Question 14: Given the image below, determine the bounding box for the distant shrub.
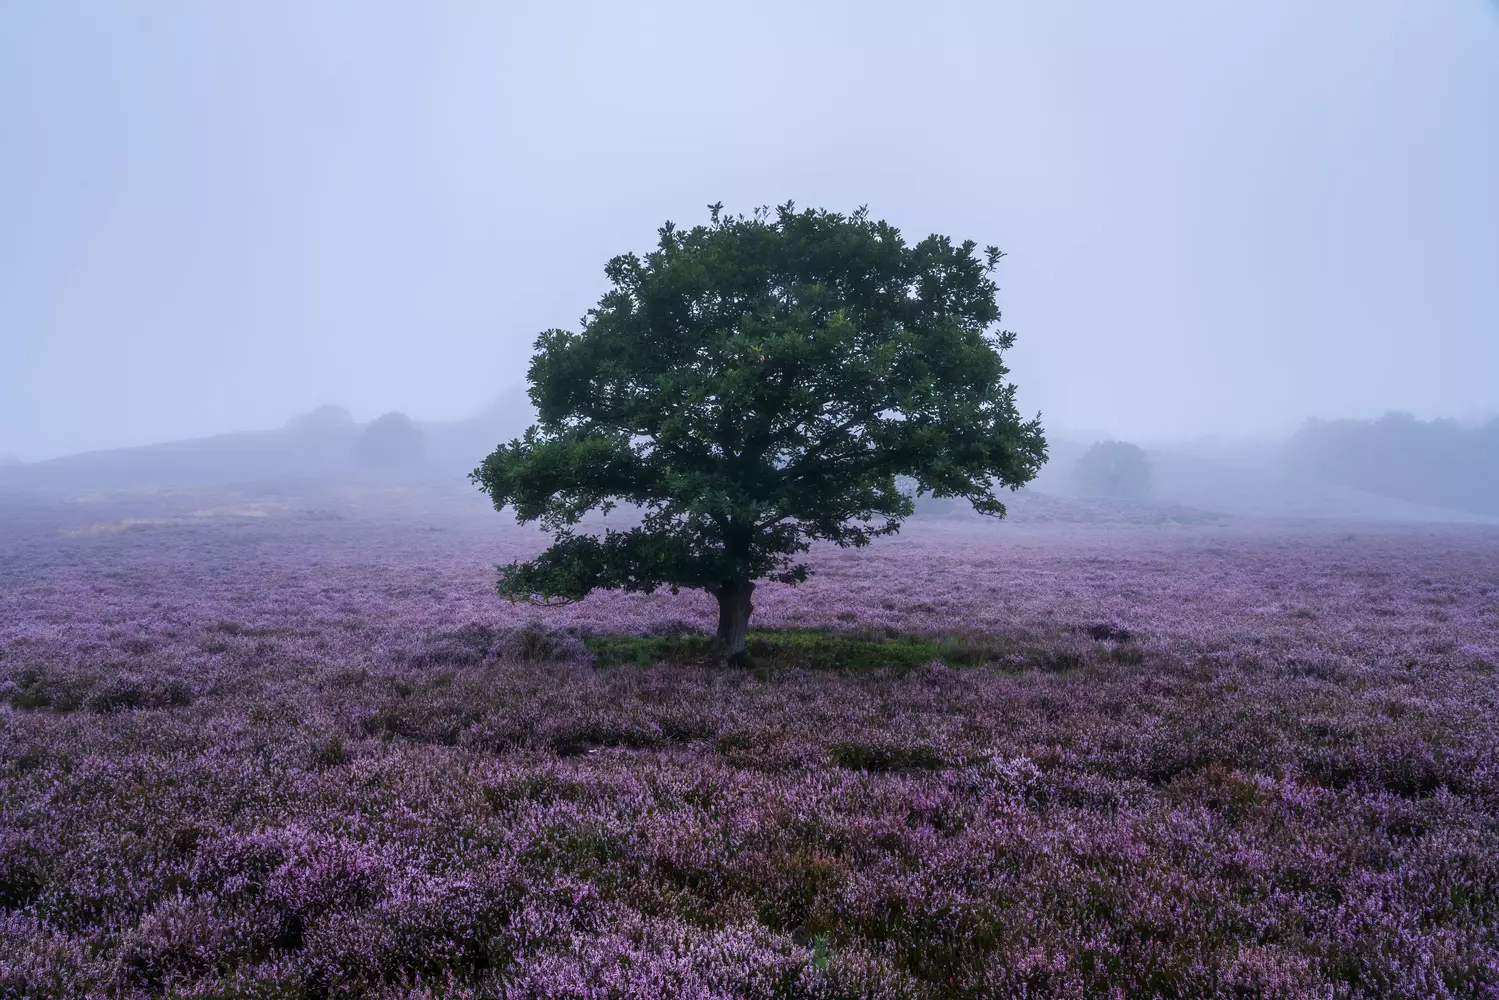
[287,404,354,434]
[896,474,966,517]
[357,411,425,467]
[1073,440,1152,498]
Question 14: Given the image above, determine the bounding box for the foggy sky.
[3,1,1497,462]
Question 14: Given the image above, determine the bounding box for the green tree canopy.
[472,203,1046,663]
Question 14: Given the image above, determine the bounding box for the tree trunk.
[712,579,755,666]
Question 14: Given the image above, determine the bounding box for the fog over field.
[3,1,1498,464]
[4,5,1499,999]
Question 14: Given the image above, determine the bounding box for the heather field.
[2,483,1498,999]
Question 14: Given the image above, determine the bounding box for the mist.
[3,0,1497,465]
[9,7,1499,989]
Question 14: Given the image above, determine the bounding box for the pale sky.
[3,1,1497,461]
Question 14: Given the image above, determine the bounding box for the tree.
[472,203,1047,664]
[1073,440,1151,498]
[358,411,425,467]
[287,404,354,434]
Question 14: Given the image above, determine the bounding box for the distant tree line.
[1284,412,1499,515]
[287,404,354,435]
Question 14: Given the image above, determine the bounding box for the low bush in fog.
[1072,439,1152,498]
[357,411,425,467]
[286,404,354,435]
[1286,411,1499,515]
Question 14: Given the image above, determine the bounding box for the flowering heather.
[2,483,1498,998]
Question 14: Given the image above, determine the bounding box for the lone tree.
[1073,440,1152,499]
[358,411,425,467]
[288,404,354,434]
[473,203,1046,664]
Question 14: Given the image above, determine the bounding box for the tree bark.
[712,579,755,666]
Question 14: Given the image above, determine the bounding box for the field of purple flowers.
[2,484,1498,998]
